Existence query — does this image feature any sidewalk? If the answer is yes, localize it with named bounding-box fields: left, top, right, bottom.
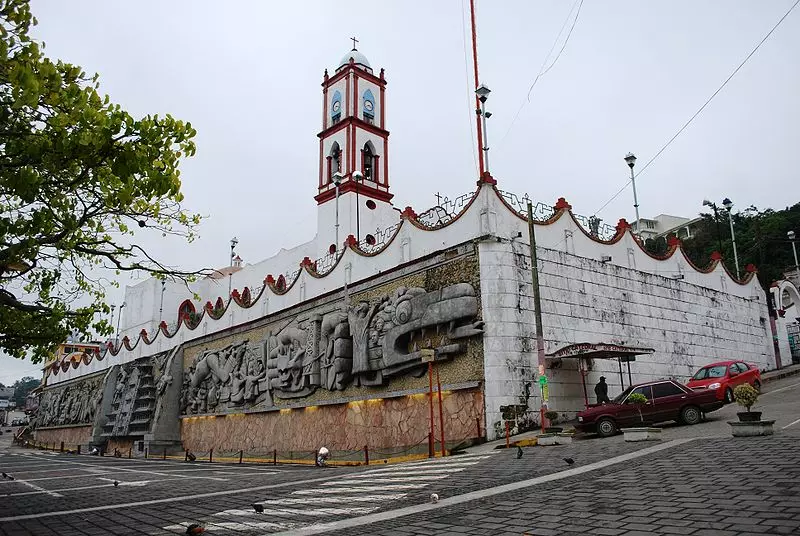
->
left=763, top=362, right=800, bottom=383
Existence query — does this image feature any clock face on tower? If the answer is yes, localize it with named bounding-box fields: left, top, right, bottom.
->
left=364, top=100, right=374, bottom=112
left=332, top=100, right=341, bottom=113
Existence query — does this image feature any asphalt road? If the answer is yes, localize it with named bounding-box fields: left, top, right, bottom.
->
left=0, top=374, right=797, bottom=536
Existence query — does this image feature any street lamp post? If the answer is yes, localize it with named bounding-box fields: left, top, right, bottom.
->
left=702, top=199, right=724, bottom=253
left=228, top=236, right=238, bottom=296
left=624, top=153, right=640, bottom=236
left=353, top=171, right=363, bottom=242
left=116, top=302, right=126, bottom=343
left=159, top=280, right=166, bottom=319
left=333, top=172, right=343, bottom=250
left=475, top=84, right=492, bottom=176
left=722, top=198, right=740, bottom=278
left=789, top=230, right=799, bottom=281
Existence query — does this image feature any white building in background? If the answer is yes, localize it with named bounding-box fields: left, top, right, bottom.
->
left=39, top=46, right=793, bottom=444
left=631, top=214, right=703, bottom=241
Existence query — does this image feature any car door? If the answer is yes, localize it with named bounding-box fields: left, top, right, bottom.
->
left=650, top=381, right=690, bottom=423
left=736, top=362, right=756, bottom=385
left=727, top=363, right=744, bottom=390
left=620, top=385, right=656, bottom=426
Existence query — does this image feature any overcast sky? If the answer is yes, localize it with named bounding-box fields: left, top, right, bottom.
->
left=2, top=0, right=798, bottom=384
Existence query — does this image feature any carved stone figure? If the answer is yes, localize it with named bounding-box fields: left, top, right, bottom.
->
left=31, top=376, right=104, bottom=429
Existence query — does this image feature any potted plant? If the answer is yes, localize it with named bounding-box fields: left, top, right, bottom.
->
left=733, top=384, right=761, bottom=422
left=620, top=393, right=662, bottom=441
left=728, top=383, right=775, bottom=437
left=544, top=411, right=563, bottom=433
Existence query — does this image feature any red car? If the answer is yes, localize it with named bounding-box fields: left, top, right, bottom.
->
left=576, top=379, right=724, bottom=438
left=686, top=360, right=761, bottom=404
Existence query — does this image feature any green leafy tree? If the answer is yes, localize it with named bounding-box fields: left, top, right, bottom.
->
left=645, top=203, right=800, bottom=291
left=12, top=375, right=38, bottom=407
left=1, top=0, right=202, bottom=363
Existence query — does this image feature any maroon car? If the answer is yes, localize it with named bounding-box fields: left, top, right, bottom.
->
left=576, top=379, right=725, bottom=437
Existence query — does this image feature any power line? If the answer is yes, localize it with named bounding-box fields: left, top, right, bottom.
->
left=460, top=0, right=479, bottom=176
left=497, top=0, right=584, bottom=149
left=593, top=0, right=800, bottom=218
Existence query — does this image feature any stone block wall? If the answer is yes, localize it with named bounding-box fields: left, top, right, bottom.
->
left=180, top=388, right=483, bottom=456
left=480, top=239, right=774, bottom=439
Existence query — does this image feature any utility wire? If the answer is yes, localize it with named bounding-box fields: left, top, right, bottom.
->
left=497, top=0, right=584, bottom=149
left=460, top=0, right=480, bottom=177
left=592, top=0, right=800, bottom=218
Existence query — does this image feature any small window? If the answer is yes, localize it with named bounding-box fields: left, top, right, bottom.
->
left=366, top=200, right=376, bottom=210
left=652, top=382, right=684, bottom=398
left=329, top=244, right=337, bottom=254
left=365, top=234, right=376, bottom=246
left=332, top=113, right=341, bottom=125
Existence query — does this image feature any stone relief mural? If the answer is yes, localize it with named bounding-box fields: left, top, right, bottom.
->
left=181, top=282, right=484, bottom=415
left=32, top=375, right=104, bottom=428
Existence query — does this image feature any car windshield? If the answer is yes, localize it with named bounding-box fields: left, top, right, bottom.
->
left=612, top=386, right=633, bottom=404
left=693, top=365, right=727, bottom=380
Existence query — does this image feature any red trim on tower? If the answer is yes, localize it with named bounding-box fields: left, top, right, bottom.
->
left=322, top=84, right=328, bottom=131
left=345, top=72, right=350, bottom=118
left=354, top=75, right=359, bottom=119
left=319, top=140, right=324, bottom=187
left=328, top=64, right=386, bottom=88
left=314, top=181, right=394, bottom=204
left=380, top=83, right=385, bottom=129
left=317, top=115, right=389, bottom=138
left=326, top=156, right=332, bottom=183
left=383, top=138, right=389, bottom=187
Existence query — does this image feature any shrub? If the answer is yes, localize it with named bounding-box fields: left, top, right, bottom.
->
left=733, top=383, right=759, bottom=412
left=627, top=393, right=648, bottom=422
left=544, top=410, right=560, bottom=424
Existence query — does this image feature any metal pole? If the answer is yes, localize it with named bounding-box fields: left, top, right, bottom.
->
left=436, top=365, right=446, bottom=457
left=228, top=243, right=234, bottom=296
left=627, top=360, right=632, bottom=387
left=618, top=357, right=624, bottom=390
left=428, top=362, right=435, bottom=458
left=791, top=241, right=799, bottom=280
left=159, top=281, right=165, bottom=319
left=727, top=209, right=740, bottom=278
left=630, top=166, right=640, bottom=236
left=355, top=175, right=360, bottom=242
left=469, top=0, right=485, bottom=176
left=480, top=100, right=490, bottom=174
left=335, top=182, right=340, bottom=248
left=526, top=203, right=547, bottom=423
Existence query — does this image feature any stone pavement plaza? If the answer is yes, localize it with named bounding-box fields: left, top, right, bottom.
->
left=0, top=376, right=798, bottom=536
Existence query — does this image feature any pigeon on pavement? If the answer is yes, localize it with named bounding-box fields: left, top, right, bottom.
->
left=516, top=446, right=524, bottom=459
left=185, top=524, right=205, bottom=535
left=253, top=503, right=264, bottom=513
left=563, top=457, right=575, bottom=466
left=430, top=493, right=439, bottom=504
left=113, top=480, right=119, bottom=487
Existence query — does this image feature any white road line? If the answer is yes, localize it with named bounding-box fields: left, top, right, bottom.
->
left=782, top=416, right=800, bottom=429
left=14, top=478, right=63, bottom=498
left=216, top=505, right=379, bottom=518
left=164, top=521, right=298, bottom=532
left=365, top=460, right=483, bottom=472
left=323, top=475, right=449, bottom=484
left=257, top=494, right=406, bottom=506
left=269, top=438, right=700, bottom=536
left=292, top=484, right=429, bottom=494
left=0, top=473, right=351, bottom=522
left=35, top=459, right=230, bottom=482
left=762, top=381, right=800, bottom=396
left=358, top=467, right=468, bottom=476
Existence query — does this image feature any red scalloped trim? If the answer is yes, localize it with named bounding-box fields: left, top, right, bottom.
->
left=401, top=206, right=417, bottom=219
left=667, top=235, right=681, bottom=247
left=477, top=171, right=497, bottom=185
left=746, top=263, right=757, bottom=273
left=710, top=251, right=723, bottom=261
left=554, top=197, right=572, bottom=211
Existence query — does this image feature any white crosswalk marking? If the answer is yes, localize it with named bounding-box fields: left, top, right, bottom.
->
left=161, top=451, right=497, bottom=533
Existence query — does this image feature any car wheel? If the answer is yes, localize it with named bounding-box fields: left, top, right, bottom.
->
left=596, top=417, right=617, bottom=438
left=680, top=405, right=702, bottom=425
left=724, top=387, right=734, bottom=404
left=753, top=380, right=761, bottom=392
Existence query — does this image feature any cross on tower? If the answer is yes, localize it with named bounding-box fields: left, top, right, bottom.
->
left=350, top=36, right=359, bottom=50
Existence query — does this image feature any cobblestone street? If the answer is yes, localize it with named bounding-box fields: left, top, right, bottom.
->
left=1, top=376, right=798, bottom=535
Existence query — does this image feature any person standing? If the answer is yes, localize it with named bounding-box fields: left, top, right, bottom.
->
left=595, top=376, right=611, bottom=404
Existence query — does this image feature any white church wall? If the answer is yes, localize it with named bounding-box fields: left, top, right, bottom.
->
left=478, top=235, right=774, bottom=440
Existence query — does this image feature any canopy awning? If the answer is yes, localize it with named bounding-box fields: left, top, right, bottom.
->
left=546, top=343, right=655, bottom=360
left=545, top=343, right=655, bottom=408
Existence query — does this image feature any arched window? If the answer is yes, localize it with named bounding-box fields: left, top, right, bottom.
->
left=331, top=90, right=342, bottom=124
left=362, top=89, right=375, bottom=124
left=328, top=142, right=341, bottom=182
left=362, top=142, right=374, bottom=181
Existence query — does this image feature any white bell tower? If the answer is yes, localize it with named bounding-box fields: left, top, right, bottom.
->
left=315, top=40, right=397, bottom=257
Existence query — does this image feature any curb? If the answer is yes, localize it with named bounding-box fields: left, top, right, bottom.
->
left=763, top=366, right=800, bottom=384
